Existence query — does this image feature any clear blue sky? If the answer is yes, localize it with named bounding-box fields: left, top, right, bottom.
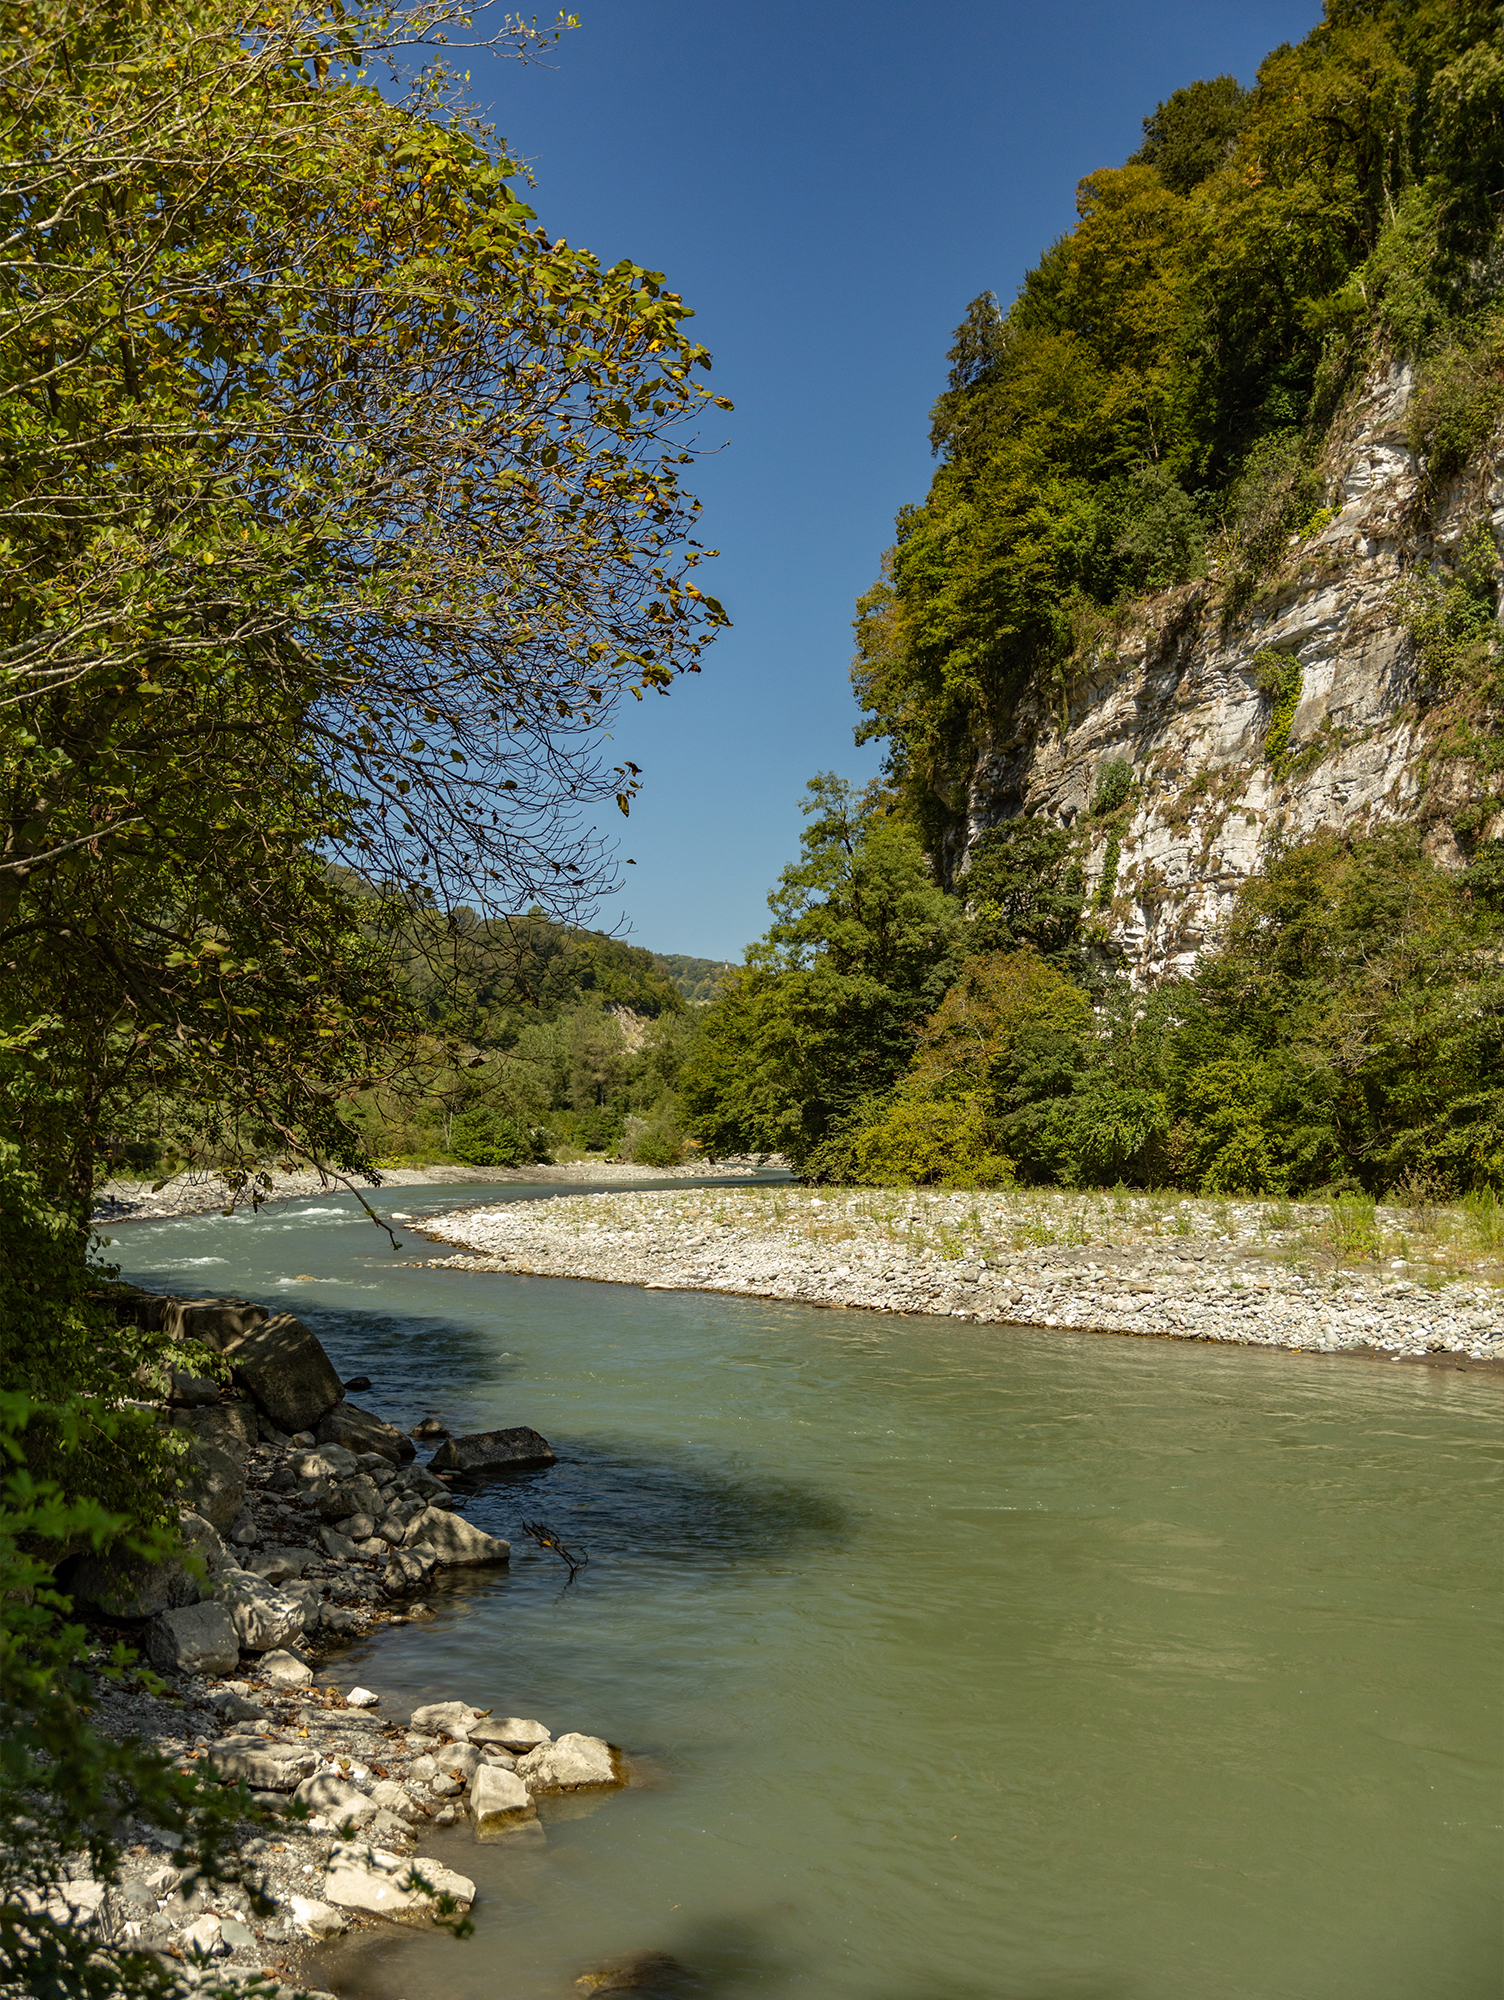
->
left=470, top=0, right=1323, bottom=963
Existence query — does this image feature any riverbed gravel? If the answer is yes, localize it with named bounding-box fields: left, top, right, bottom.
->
left=417, top=1184, right=1504, bottom=1368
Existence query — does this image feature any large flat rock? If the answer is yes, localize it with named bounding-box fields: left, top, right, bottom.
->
left=317, top=1401, right=415, bottom=1465
left=426, top=1427, right=555, bottom=1475
left=515, top=1732, right=621, bottom=1792
left=322, top=1843, right=475, bottom=1923
left=206, top=1735, right=318, bottom=1790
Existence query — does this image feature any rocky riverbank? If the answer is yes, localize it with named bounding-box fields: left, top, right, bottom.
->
left=71, top=1294, right=629, bottom=1992
left=94, top=1156, right=786, bottom=1224
left=415, top=1184, right=1504, bottom=1369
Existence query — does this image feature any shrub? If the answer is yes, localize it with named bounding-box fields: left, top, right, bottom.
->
left=1251, top=649, right=1303, bottom=776
left=1227, top=431, right=1324, bottom=576
left=1407, top=332, right=1504, bottom=489
left=1111, top=466, right=1207, bottom=593
left=448, top=1107, right=550, bottom=1167
left=809, top=1094, right=1014, bottom=1188
left=1092, top=759, right=1134, bottom=817
left=1390, top=521, right=1500, bottom=694
left=623, top=1101, right=686, bottom=1167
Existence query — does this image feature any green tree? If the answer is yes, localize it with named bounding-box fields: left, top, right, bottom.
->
left=1130, top=75, right=1250, bottom=195
left=683, top=778, right=961, bottom=1163
left=0, top=0, right=727, bottom=1215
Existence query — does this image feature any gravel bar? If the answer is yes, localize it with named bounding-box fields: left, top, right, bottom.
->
left=416, top=1184, right=1504, bottom=1370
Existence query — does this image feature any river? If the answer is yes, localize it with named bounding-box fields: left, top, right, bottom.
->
left=108, top=1181, right=1502, bottom=2000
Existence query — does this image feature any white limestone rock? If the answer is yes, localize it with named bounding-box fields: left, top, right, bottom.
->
left=322, top=1843, right=476, bottom=1923
left=408, top=1699, right=482, bottom=1739
left=468, top=1762, right=533, bottom=1831
left=514, top=1731, right=621, bottom=1793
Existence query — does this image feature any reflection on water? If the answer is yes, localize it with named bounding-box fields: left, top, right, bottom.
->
left=112, top=1185, right=1504, bottom=2000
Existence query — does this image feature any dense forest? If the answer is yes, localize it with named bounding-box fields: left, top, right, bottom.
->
left=114, top=910, right=726, bottom=1173
left=684, top=0, right=1504, bottom=1199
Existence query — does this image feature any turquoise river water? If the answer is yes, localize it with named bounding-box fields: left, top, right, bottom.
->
left=109, top=1181, right=1502, bottom=2000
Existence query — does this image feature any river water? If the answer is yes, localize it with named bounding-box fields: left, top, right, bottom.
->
left=109, top=1182, right=1502, bottom=2000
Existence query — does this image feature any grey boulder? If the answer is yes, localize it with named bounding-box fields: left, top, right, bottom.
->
left=317, top=1402, right=416, bottom=1466
left=71, top=1547, right=200, bottom=1622
left=213, top=1571, right=307, bottom=1651
left=515, top=1732, right=621, bottom=1792
left=293, top=1773, right=375, bottom=1827
left=402, top=1507, right=509, bottom=1567
left=367, top=1780, right=425, bottom=1823
left=223, top=1313, right=344, bottom=1435
left=317, top=1475, right=385, bottom=1523
left=469, top=1716, right=550, bottom=1753
left=245, top=1546, right=311, bottom=1585
left=206, top=1736, right=317, bottom=1791
left=292, top=1444, right=361, bottom=1482
left=168, top=1367, right=222, bottom=1408
left=259, top=1649, right=313, bottom=1688
left=162, top=1298, right=270, bottom=1348
left=173, top=1399, right=258, bottom=1460
left=144, top=1600, right=239, bottom=1676
left=427, top=1427, right=554, bottom=1475
left=381, top=1547, right=438, bottom=1596
left=178, top=1440, right=246, bottom=1537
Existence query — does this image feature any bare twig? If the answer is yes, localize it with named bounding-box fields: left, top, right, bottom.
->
left=520, top=1519, right=587, bottom=1579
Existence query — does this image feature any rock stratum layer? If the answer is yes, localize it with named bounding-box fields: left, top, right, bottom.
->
left=960, top=364, right=1501, bottom=979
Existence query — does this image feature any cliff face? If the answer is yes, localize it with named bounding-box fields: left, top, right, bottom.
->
left=958, top=364, right=1502, bottom=980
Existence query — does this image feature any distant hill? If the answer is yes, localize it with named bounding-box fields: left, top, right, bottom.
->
left=651, top=952, right=733, bottom=1005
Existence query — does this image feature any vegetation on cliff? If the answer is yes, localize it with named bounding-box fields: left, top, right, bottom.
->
left=854, top=0, right=1504, bottom=854
left=688, top=0, right=1504, bottom=1198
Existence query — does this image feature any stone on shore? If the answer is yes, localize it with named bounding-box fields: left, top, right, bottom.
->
left=259, top=1648, right=314, bottom=1688
left=179, top=1439, right=247, bottom=1536
left=382, top=1546, right=439, bottom=1595
left=174, top=1398, right=260, bottom=1459
left=317, top=1402, right=416, bottom=1465
left=70, top=1546, right=200, bottom=1622
left=162, top=1297, right=270, bottom=1347
left=145, top=1600, right=239, bottom=1676
left=427, top=1426, right=555, bottom=1474
left=294, top=1773, right=375, bottom=1826
left=322, top=1843, right=476, bottom=1923
left=468, top=1763, right=533, bottom=1830
left=515, top=1732, right=620, bottom=1792
left=402, top=1507, right=509, bottom=1566
left=368, top=1780, right=425, bottom=1822
left=469, top=1716, right=550, bottom=1753
left=206, top=1736, right=318, bottom=1791
left=213, top=1570, right=307, bottom=1651
left=168, top=1366, right=222, bottom=1407
left=245, top=1545, right=311, bottom=1585
left=223, top=1312, right=344, bottom=1435
left=317, top=1473, right=385, bottom=1522
left=287, top=1896, right=348, bottom=1938
left=409, top=1700, right=483, bottom=1739
left=292, top=1443, right=361, bottom=1481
